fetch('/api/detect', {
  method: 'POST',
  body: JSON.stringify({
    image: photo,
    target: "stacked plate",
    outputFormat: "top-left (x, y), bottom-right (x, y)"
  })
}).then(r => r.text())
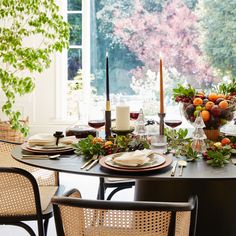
top-left (21, 142), bottom-right (74, 154)
top-left (99, 152), bottom-right (172, 172)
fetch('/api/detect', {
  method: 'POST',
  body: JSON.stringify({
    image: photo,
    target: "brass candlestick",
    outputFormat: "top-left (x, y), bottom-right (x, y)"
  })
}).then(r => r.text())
top-left (105, 101), bottom-right (111, 139)
top-left (158, 112), bottom-right (166, 135)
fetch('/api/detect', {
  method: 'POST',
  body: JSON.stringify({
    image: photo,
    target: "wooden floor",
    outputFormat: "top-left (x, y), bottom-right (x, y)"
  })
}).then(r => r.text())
top-left (0, 173), bottom-right (134, 236)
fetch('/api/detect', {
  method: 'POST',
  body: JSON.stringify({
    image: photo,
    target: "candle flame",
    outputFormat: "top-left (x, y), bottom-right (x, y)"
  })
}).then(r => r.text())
top-left (106, 49), bottom-right (109, 57)
top-left (159, 52), bottom-right (163, 59)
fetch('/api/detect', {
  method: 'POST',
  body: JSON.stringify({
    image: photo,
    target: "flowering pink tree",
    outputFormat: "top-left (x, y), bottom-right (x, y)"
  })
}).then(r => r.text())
top-left (113, 0), bottom-right (215, 87)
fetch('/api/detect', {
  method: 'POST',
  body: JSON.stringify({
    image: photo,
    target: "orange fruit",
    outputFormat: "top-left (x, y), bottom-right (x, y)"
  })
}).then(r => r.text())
top-left (217, 94), bottom-right (225, 99)
top-left (201, 110), bottom-right (210, 121)
top-left (205, 101), bottom-right (214, 110)
top-left (196, 92), bottom-right (205, 99)
top-left (219, 100), bottom-right (229, 109)
top-left (208, 93), bottom-right (218, 102)
top-left (221, 137), bottom-right (231, 146)
top-left (193, 97), bottom-right (203, 106)
top-left (93, 137), bottom-right (104, 144)
top-left (104, 141), bottom-right (113, 147)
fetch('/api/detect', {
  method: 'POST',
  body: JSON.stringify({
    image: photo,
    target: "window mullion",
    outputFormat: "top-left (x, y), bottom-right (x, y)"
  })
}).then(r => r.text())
top-left (81, 0), bottom-right (91, 120)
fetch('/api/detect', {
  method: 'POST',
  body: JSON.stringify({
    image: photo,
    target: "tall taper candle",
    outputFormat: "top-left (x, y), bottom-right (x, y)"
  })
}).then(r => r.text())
top-left (160, 58), bottom-right (164, 113)
top-left (105, 50), bottom-right (111, 138)
top-left (106, 50), bottom-right (110, 102)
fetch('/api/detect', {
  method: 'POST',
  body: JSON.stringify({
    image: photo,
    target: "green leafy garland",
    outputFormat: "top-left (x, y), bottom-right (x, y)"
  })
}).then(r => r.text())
top-left (72, 135), bottom-right (150, 159)
top-left (0, 0), bottom-right (70, 135)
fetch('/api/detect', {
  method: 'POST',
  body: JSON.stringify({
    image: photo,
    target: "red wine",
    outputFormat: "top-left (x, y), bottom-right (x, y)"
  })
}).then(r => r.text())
top-left (130, 112), bottom-right (139, 120)
top-left (165, 120), bottom-right (182, 128)
top-left (88, 120), bottom-right (105, 129)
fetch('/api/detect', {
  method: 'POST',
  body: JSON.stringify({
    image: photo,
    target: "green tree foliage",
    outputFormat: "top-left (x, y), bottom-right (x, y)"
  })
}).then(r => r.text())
top-left (0, 0), bottom-right (70, 135)
top-left (200, 0), bottom-right (236, 78)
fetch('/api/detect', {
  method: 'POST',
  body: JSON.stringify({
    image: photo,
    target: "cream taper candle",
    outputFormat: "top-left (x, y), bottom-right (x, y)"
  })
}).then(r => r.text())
top-left (116, 105), bottom-right (130, 130)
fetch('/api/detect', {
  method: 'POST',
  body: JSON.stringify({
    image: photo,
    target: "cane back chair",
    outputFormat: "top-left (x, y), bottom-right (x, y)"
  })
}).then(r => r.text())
top-left (0, 140), bottom-right (61, 235)
top-left (97, 177), bottom-right (135, 200)
top-left (52, 189), bottom-right (198, 236)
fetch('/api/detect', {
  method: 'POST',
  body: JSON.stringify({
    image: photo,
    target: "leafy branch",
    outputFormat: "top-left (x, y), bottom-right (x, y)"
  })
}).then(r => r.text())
top-left (206, 144), bottom-right (231, 167)
top-left (217, 78), bottom-right (236, 95)
top-left (172, 84), bottom-right (196, 100)
top-left (72, 135), bottom-right (150, 159)
top-left (164, 127), bottom-right (198, 161)
top-left (0, 0), bottom-right (70, 136)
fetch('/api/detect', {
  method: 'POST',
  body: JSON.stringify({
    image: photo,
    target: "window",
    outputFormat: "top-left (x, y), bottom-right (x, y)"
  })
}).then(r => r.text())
top-left (64, 0), bottom-right (235, 120)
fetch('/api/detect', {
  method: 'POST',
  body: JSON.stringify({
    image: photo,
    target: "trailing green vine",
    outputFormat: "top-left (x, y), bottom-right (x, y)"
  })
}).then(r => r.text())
top-left (0, 0), bottom-right (70, 136)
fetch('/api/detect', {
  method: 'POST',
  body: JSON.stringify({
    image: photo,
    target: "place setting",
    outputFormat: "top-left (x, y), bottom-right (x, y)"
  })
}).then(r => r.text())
top-left (99, 149), bottom-right (172, 173)
top-left (21, 132), bottom-right (77, 159)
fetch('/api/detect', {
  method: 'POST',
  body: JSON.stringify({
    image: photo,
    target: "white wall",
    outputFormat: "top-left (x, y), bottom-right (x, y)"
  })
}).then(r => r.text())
top-left (0, 54), bottom-right (75, 137)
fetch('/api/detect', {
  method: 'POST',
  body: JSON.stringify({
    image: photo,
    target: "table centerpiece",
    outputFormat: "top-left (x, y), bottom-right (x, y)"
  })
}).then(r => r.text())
top-left (72, 135), bottom-right (150, 159)
top-left (165, 127), bottom-right (236, 167)
top-left (173, 84), bottom-right (236, 141)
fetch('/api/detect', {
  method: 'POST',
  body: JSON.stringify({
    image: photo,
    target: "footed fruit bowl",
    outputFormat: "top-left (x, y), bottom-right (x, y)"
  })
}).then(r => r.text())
top-left (174, 85), bottom-right (236, 130)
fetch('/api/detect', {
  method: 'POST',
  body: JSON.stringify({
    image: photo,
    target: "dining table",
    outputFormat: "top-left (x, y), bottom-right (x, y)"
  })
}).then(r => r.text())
top-left (11, 145), bottom-right (236, 236)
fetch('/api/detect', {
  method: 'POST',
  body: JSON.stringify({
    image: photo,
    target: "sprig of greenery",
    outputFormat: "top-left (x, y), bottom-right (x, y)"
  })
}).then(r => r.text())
top-left (217, 78), bottom-right (236, 94)
top-left (179, 142), bottom-right (199, 161)
top-left (206, 145), bottom-right (231, 167)
top-left (165, 127), bottom-right (189, 150)
top-left (113, 135), bottom-right (150, 152)
top-left (72, 136), bottom-right (106, 159)
top-left (206, 150), bottom-right (230, 167)
top-left (172, 84), bottom-right (196, 99)
top-left (165, 127), bottom-right (199, 161)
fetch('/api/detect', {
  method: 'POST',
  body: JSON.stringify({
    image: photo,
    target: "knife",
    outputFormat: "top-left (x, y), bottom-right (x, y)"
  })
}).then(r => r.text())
top-left (81, 155), bottom-right (98, 169)
top-left (86, 158), bottom-right (99, 171)
top-left (171, 161), bottom-right (178, 176)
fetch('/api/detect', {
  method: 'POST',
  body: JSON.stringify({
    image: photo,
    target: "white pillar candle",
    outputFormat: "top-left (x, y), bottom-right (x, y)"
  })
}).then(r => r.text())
top-left (116, 105), bottom-right (130, 130)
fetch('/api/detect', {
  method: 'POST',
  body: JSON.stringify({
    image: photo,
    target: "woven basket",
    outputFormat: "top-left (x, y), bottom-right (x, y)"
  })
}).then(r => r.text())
top-left (0, 118), bottom-right (28, 143)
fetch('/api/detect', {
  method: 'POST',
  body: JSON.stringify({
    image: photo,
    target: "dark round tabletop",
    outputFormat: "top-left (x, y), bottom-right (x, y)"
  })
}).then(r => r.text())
top-left (11, 145), bottom-right (236, 180)
top-left (11, 145), bottom-right (236, 236)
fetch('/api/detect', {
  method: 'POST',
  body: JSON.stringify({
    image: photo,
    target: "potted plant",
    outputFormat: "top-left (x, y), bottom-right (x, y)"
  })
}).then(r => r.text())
top-left (0, 0), bottom-right (70, 136)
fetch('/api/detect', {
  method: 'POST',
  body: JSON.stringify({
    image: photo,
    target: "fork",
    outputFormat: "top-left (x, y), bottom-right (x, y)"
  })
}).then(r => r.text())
top-left (81, 155), bottom-right (98, 169)
top-left (22, 154), bottom-right (60, 160)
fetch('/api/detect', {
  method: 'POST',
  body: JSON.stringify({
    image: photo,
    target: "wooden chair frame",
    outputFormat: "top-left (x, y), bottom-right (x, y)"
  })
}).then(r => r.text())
top-left (52, 189), bottom-right (198, 236)
top-left (0, 167), bottom-right (53, 236)
top-left (97, 177), bottom-right (135, 200)
top-left (0, 140), bottom-right (63, 235)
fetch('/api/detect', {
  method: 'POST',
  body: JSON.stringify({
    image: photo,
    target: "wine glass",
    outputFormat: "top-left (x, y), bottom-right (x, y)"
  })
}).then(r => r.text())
top-left (129, 100), bottom-right (142, 120)
top-left (164, 106), bottom-right (182, 130)
top-left (130, 111), bottom-right (140, 120)
top-left (88, 105), bottom-right (105, 130)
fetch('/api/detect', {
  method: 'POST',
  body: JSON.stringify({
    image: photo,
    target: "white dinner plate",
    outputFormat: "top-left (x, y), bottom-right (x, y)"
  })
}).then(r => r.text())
top-left (104, 152), bottom-right (166, 169)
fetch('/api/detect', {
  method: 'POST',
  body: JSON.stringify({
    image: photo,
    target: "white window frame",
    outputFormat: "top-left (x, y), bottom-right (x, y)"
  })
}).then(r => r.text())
top-left (56, 0), bottom-right (91, 121)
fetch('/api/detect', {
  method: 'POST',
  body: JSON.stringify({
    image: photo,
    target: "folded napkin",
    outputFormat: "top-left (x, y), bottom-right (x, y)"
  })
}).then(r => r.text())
top-left (113, 149), bottom-right (154, 167)
top-left (27, 133), bottom-right (76, 147)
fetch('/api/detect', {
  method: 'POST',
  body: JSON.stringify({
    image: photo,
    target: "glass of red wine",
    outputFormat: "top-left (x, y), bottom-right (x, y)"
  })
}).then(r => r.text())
top-left (164, 107), bottom-right (182, 130)
top-left (164, 120), bottom-right (182, 129)
top-left (130, 111), bottom-right (140, 120)
top-left (88, 106), bottom-right (105, 129)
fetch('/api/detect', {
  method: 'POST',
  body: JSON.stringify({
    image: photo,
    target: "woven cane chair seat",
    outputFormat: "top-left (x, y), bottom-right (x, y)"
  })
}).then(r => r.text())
top-left (0, 140), bottom-right (58, 186)
top-left (0, 171), bottom-right (58, 216)
top-left (39, 186), bottom-right (58, 211)
top-left (0, 140), bottom-right (62, 236)
top-left (52, 189), bottom-right (198, 236)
